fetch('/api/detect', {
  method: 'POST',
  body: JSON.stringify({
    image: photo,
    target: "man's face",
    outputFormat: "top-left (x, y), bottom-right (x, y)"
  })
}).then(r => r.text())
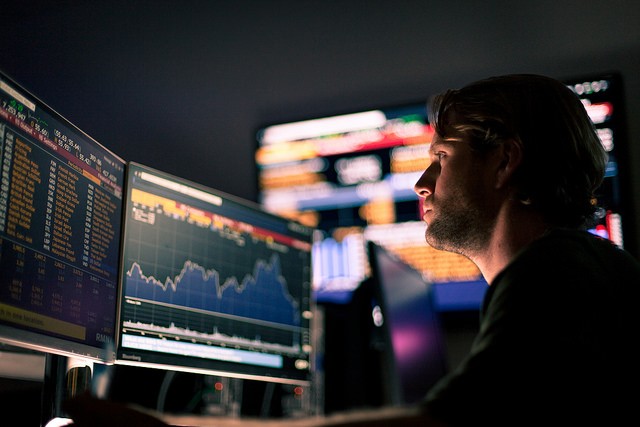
top-left (413, 134), bottom-right (498, 256)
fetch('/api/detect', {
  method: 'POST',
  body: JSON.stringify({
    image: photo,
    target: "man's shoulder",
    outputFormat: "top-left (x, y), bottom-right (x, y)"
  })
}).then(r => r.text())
top-left (520, 228), bottom-right (632, 263)
top-left (499, 227), bottom-right (640, 292)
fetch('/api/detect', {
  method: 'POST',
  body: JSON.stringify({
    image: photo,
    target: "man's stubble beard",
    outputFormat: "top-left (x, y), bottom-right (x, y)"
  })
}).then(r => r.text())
top-left (424, 195), bottom-right (494, 258)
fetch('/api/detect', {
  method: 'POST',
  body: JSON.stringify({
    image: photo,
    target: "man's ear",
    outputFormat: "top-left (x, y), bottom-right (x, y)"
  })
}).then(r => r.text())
top-left (495, 138), bottom-right (523, 189)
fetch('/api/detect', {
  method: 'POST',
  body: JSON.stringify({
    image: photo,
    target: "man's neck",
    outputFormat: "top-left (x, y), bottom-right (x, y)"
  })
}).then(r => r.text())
top-left (471, 204), bottom-right (549, 284)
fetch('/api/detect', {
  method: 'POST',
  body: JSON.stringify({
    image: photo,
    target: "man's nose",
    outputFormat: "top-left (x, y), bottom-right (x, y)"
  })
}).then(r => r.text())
top-left (414, 166), bottom-right (434, 198)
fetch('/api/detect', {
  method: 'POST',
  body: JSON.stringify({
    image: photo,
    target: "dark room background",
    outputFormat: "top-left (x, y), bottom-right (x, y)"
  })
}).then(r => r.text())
top-left (1, 1), bottom-right (640, 421)
top-left (1, 1), bottom-right (639, 241)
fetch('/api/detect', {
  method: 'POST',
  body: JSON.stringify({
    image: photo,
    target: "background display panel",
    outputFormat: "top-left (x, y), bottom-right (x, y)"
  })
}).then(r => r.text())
top-left (0, 70), bottom-right (125, 361)
top-left (117, 162), bottom-right (315, 385)
top-left (255, 101), bottom-right (485, 306)
top-left (565, 72), bottom-right (634, 253)
top-left (256, 72), bottom-right (634, 309)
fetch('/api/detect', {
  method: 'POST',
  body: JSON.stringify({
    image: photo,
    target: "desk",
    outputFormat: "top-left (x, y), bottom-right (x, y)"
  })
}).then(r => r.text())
top-left (162, 405), bottom-right (430, 427)
top-left (62, 395), bottom-right (430, 427)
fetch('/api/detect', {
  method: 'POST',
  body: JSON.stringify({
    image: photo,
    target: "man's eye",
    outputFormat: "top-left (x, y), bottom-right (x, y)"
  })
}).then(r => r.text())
top-left (435, 152), bottom-right (446, 160)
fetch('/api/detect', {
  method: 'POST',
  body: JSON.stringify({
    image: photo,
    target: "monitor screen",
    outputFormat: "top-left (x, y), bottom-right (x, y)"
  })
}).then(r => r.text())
top-left (0, 70), bottom-right (125, 361)
top-left (565, 72), bottom-right (635, 255)
top-left (255, 101), bottom-right (486, 307)
top-left (116, 162), bottom-right (316, 385)
top-left (367, 241), bottom-right (448, 405)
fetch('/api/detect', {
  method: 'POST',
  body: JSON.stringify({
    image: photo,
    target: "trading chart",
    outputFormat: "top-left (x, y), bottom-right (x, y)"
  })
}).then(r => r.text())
top-left (117, 164), bottom-right (314, 379)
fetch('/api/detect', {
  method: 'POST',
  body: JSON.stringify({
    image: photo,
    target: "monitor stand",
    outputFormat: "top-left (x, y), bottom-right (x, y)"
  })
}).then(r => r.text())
top-left (40, 354), bottom-right (93, 427)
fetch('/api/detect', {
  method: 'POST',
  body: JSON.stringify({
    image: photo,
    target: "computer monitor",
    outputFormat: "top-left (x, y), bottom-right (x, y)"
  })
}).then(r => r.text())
top-left (0, 70), bottom-right (126, 361)
top-left (366, 241), bottom-right (448, 405)
top-left (115, 162), bottom-right (316, 386)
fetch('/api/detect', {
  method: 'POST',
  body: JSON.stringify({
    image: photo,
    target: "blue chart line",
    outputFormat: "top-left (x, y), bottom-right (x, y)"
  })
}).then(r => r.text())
top-left (125, 254), bottom-right (300, 326)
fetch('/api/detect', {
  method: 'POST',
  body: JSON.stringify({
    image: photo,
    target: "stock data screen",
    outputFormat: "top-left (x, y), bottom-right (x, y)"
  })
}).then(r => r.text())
top-left (566, 73), bottom-right (631, 251)
top-left (0, 71), bottom-right (125, 359)
top-left (256, 103), bottom-right (484, 304)
top-left (117, 163), bottom-right (314, 384)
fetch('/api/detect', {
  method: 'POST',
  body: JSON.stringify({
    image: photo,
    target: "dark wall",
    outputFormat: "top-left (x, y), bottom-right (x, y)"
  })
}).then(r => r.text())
top-left (1, 1), bottom-right (640, 243)
top-left (1, 1), bottom-right (639, 229)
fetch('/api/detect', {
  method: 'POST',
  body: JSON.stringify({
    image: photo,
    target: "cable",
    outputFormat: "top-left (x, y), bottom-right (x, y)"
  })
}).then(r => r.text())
top-left (260, 382), bottom-right (275, 418)
top-left (156, 370), bottom-right (177, 412)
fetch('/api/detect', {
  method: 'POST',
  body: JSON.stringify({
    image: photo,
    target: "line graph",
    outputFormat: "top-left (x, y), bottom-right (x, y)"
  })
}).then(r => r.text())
top-left (125, 254), bottom-right (299, 326)
top-left (120, 186), bottom-right (312, 352)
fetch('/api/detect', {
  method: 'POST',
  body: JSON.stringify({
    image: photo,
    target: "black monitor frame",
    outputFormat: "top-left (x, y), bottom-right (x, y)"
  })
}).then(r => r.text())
top-left (366, 241), bottom-right (449, 405)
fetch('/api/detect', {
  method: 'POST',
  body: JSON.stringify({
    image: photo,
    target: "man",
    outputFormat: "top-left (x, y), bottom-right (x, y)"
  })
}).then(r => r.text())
top-left (64, 74), bottom-right (640, 426)
top-left (409, 74), bottom-right (640, 425)
top-left (318, 73), bottom-right (640, 426)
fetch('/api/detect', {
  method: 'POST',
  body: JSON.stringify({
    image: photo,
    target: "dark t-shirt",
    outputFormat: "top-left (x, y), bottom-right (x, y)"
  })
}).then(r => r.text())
top-left (422, 229), bottom-right (640, 425)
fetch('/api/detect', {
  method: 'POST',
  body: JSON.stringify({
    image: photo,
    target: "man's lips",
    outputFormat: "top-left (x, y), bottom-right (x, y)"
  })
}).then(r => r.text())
top-left (418, 197), bottom-right (432, 221)
top-left (421, 207), bottom-right (433, 222)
